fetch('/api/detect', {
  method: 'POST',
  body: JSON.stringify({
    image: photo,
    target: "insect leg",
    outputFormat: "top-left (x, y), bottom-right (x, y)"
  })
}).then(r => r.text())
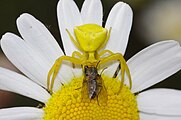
top-left (96, 96), bottom-right (100, 106)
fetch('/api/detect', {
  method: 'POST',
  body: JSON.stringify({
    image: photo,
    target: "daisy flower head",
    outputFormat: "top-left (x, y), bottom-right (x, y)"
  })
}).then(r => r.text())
top-left (0, 0), bottom-right (181, 120)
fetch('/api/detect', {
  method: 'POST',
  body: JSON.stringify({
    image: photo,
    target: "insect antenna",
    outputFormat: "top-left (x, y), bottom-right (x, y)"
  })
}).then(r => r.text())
top-left (96, 61), bottom-right (101, 68)
top-left (100, 67), bottom-right (108, 75)
top-left (96, 61), bottom-right (108, 75)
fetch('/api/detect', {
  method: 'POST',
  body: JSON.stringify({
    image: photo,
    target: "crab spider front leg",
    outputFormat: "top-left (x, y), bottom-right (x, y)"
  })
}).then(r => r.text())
top-left (47, 56), bottom-right (82, 93)
top-left (99, 53), bottom-right (132, 93)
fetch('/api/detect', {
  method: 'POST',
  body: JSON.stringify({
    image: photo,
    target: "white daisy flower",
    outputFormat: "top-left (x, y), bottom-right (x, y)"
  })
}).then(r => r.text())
top-left (0, 0), bottom-right (181, 120)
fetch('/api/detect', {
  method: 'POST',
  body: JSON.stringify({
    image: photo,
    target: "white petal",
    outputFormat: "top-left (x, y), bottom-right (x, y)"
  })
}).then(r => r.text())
top-left (17, 13), bottom-right (63, 65)
top-left (1, 33), bottom-right (50, 87)
top-left (81, 0), bottom-right (103, 25)
top-left (0, 107), bottom-right (43, 120)
top-left (138, 89), bottom-right (181, 116)
top-left (57, 0), bottom-right (82, 56)
top-left (140, 112), bottom-right (181, 120)
top-left (127, 40), bottom-right (181, 93)
top-left (0, 67), bottom-right (50, 103)
top-left (105, 2), bottom-right (133, 55)
top-left (57, 0), bottom-right (83, 78)
top-left (101, 61), bottom-right (119, 78)
top-left (1, 33), bottom-right (73, 91)
top-left (16, 13), bottom-right (75, 91)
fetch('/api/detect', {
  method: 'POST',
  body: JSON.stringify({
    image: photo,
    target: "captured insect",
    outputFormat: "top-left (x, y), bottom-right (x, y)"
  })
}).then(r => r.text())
top-left (47, 24), bottom-right (132, 97)
top-left (81, 65), bottom-right (107, 105)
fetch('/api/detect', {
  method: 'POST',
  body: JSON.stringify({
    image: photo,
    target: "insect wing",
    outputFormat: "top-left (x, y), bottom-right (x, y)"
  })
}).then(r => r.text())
top-left (81, 78), bottom-right (89, 102)
top-left (97, 76), bottom-right (108, 106)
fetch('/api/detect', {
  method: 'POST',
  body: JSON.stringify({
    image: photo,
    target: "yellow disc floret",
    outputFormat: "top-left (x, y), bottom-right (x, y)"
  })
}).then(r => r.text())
top-left (43, 75), bottom-right (139, 120)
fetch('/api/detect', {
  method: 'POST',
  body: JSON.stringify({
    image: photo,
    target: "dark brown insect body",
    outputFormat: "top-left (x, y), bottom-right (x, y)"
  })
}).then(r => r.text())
top-left (84, 66), bottom-right (102, 99)
top-left (81, 65), bottom-right (108, 105)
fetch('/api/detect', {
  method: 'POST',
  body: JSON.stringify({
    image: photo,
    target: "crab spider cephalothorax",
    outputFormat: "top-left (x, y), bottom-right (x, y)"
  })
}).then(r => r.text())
top-left (47, 24), bottom-right (132, 94)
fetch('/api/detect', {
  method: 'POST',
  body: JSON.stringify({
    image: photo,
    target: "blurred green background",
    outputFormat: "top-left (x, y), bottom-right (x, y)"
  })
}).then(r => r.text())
top-left (0, 0), bottom-right (180, 108)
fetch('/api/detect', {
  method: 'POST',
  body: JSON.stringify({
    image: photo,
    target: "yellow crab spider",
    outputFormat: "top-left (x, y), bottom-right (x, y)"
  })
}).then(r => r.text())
top-left (47, 24), bottom-right (132, 93)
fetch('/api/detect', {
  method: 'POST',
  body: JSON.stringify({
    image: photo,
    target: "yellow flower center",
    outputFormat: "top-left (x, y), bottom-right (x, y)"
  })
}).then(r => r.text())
top-left (43, 75), bottom-right (139, 120)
